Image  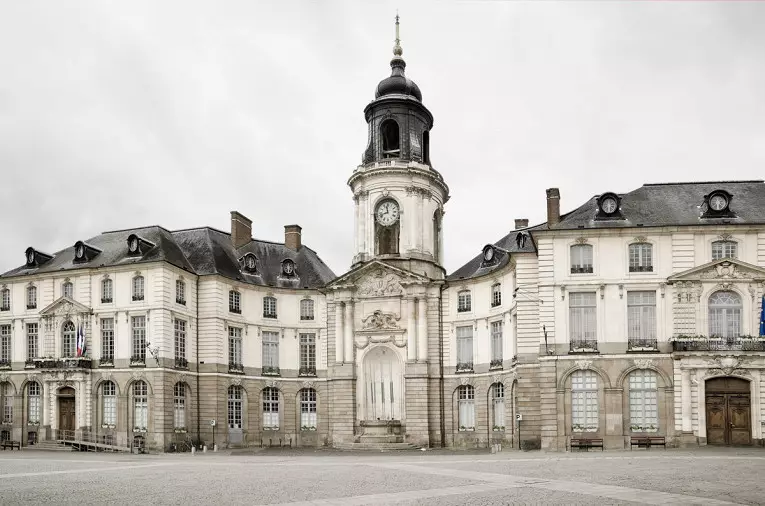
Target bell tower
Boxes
[349,15,449,277]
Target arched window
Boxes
[62,321,76,358]
[629,370,658,432]
[571,370,598,432]
[101,278,113,303]
[62,281,73,299]
[380,119,400,158]
[102,381,117,426]
[173,383,186,429]
[491,383,505,430]
[628,243,653,272]
[1,383,12,423]
[26,285,37,309]
[457,385,475,431]
[132,275,144,301]
[263,387,279,430]
[176,279,186,305]
[570,244,593,274]
[228,385,243,429]
[300,299,314,321]
[229,290,241,313]
[709,291,742,338]
[712,240,737,260]
[300,388,317,430]
[27,381,40,424]
[133,381,148,431]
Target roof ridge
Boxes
[644,180,764,187]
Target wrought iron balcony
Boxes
[229,307,241,314]
[262,366,280,376]
[298,366,317,377]
[456,362,474,373]
[489,359,503,370]
[174,357,188,369]
[176,298,186,306]
[229,362,244,373]
[569,339,599,353]
[671,336,765,352]
[130,355,146,366]
[0,359,10,369]
[627,338,659,352]
[99,357,114,367]
[101,298,113,304]
[30,357,92,370]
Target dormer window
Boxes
[242,254,257,273]
[702,190,735,218]
[281,259,295,277]
[132,275,145,301]
[712,240,737,260]
[481,245,497,267]
[595,192,623,220]
[62,281,74,299]
[126,234,154,256]
[73,241,101,263]
[24,247,53,268]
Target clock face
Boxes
[129,238,138,252]
[602,197,617,214]
[76,245,84,258]
[376,200,400,227]
[484,247,494,262]
[710,194,728,211]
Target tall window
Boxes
[132,275,144,301]
[229,290,241,313]
[102,381,117,426]
[101,318,114,363]
[131,316,146,363]
[262,387,279,429]
[227,386,242,429]
[262,331,279,374]
[62,321,76,357]
[133,381,148,431]
[1,287,10,310]
[491,383,505,430]
[0,325,10,365]
[300,299,315,320]
[173,383,186,429]
[627,291,656,345]
[570,244,593,274]
[569,292,597,344]
[709,291,742,338]
[62,281,74,299]
[628,243,653,272]
[101,278,113,303]
[27,285,37,309]
[1,383,13,423]
[457,290,471,313]
[299,333,316,375]
[27,323,38,359]
[457,385,475,430]
[176,279,186,305]
[174,319,187,367]
[27,381,40,424]
[300,388,317,429]
[629,370,658,432]
[712,240,737,260]
[380,119,400,157]
[490,321,503,367]
[491,284,502,307]
[229,327,242,370]
[571,370,598,432]
[263,296,277,318]
[456,326,473,370]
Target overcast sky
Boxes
[1,1,764,276]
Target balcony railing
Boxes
[627,338,659,352]
[0,359,10,369]
[456,362,474,373]
[672,336,765,352]
[262,366,280,376]
[229,362,244,373]
[569,339,599,353]
[298,366,317,377]
[130,355,146,366]
[0,305,9,311]
[570,266,593,274]
[229,307,241,314]
[99,357,114,367]
[176,298,186,306]
[101,298,113,304]
[629,265,653,273]
[489,359,503,370]
[30,357,93,370]
[174,357,188,369]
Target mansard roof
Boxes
[447,226,537,281]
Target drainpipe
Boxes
[195,276,201,445]
[438,283,445,448]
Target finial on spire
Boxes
[393,12,403,58]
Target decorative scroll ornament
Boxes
[0,373,8,384]
[230,377,242,387]
[633,358,655,369]
[575,360,592,371]
[575,237,589,245]
[361,310,400,330]
[633,236,648,244]
[460,376,473,386]
[355,334,407,349]
[357,269,403,297]
[706,356,746,376]
[302,380,316,390]
[265,379,281,389]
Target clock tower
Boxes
[349,15,449,278]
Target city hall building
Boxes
[1,21,764,451]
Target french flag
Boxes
[76,323,87,357]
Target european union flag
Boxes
[760,295,765,337]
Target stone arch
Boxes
[125,376,154,396]
[558,362,612,390]
[617,364,672,389]
[93,377,122,397]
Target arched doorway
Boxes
[362,346,402,421]
[58,386,76,440]
[705,377,750,446]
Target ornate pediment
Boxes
[326,260,430,297]
[668,259,765,283]
[39,297,92,318]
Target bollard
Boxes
[191,446,196,455]
[214,444,218,452]
[203,445,207,453]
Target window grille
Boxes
[27,286,37,309]
[229,290,241,313]
[299,333,316,375]
[101,278,113,303]
[2,383,13,423]
[173,383,186,429]
[0,325,10,364]
[490,321,503,364]
[174,319,186,365]
[262,331,279,372]
[492,383,505,429]
[569,292,597,343]
[133,381,148,430]
[627,291,656,342]
[131,316,146,362]
[27,382,40,423]
[263,296,277,318]
[229,327,242,369]
[62,281,73,299]
[0,288,9,310]
[176,280,186,305]
[456,326,473,369]
[27,323,38,359]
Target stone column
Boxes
[408,189,417,252]
[335,302,344,364]
[407,298,416,362]
[416,191,424,250]
[353,196,359,256]
[417,297,428,362]
[681,368,692,432]
[344,300,354,364]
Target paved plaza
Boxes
[1,447,764,505]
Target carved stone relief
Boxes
[633,358,655,369]
[357,269,403,297]
[361,310,400,330]
[355,333,407,349]
[265,379,281,389]
[575,360,592,371]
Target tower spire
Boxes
[393,12,402,57]
[390,12,405,75]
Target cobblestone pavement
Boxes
[1,447,764,505]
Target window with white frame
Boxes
[300,388,317,429]
[570,244,593,274]
[708,290,742,338]
[627,291,656,345]
[101,318,114,363]
[131,316,146,363]
[133,381,148,431]
[457,385,475,430]
[300,299,315,320]
[571,370,598,432]
[1,287,10,310]
[262,387,279,429]
[712,240,737,260]
[102,381,117,426]
[0,325,10,364]
[174,319,186,367]
[629,370,658,432]
[132,275,144,301]
[62,321,76,357]
[456,325,473,370]
[62,281,73,299]
[457,290,471,312]
[228,385,242,429]
[1,383,13,423]
[628,243,653,272]
[491,383,505,430]
[490,321,503,366]
[229,327,242,369]
[229,290,241,313]
[262,331,279,373]
[101,278,113,303]
[299,333,316,375]
[176,279,186,305]
[569,292,597,344]
[27,381,40,424]
[27,285,37,309]
[263,296,277,318]
[491,283,502,307]
[173,383,186,429]
[27,323,38,359]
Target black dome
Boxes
[375,60,422,101]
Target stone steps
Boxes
[333,442,423,451]
[25,441,73,452]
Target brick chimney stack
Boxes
[230,211,252,248]
[515,218,529,229]
[546,188,561,227]
[284,225,302,250]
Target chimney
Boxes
[284,224,302,250]
[514,218,529,229]
[546,188,561,227]
[230,211,252,248]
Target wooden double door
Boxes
[58,387,76,440]
[705,378,751,446]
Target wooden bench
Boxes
[1,440,21,451]
[648,436,666,449]
[630,436,666,450]
[570,438,603,451]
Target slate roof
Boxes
[446,226,538,281]
[1,226,336,289]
